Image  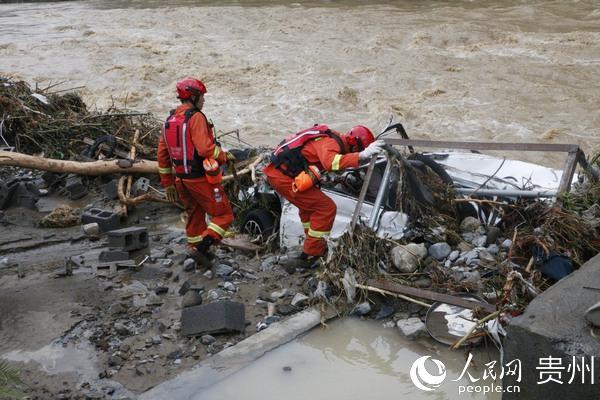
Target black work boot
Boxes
[186,236,215,272]
[281,252,320,274]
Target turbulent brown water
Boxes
[1,0,599,167]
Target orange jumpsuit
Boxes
[157,103,234,245]
[263,134,359,256]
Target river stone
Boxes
[291,293,309,307]
[448,250,460,262]
[471,235,487,247]
[396,317,427,339]
[215,264,234,277]
[200,334,216,345]
[271,288,290,299]
[182,290,203,308]
[460,216,481,233]
[428,242,452,260]
[145,293,164,306]
[487,244,499,255]
[501,239,513,249]
[183,258,196,272]
[486,226,501,245]
[222,281,236,292]
[391,243,427,273]
[351,301,371,316]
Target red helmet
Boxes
[176,77,207,100]
[346,125,374,151]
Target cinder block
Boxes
[103,179,119,200]
[81,208,121,232]
[107,227,149,251]
[62,175,87,200]
[8,182,39,210]
[131,177,150,196]
[181,301,245,336]
[0,180,18,210]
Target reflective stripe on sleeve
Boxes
[331,154,342,171]
[208,222,226,237]
[158,167,173,174]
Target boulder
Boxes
[428,242,451,260]
[182,290,203,308]
[459,216,481,233]
[391,243,427,273]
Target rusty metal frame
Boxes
[383,139,588,194]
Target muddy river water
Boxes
[1,0,599,168]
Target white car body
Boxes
[278,151,564,251]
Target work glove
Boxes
[358,139,386,160]
[165,185,178,203]
[226,152,236,162]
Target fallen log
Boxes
[0,151,264,182]
[0,150,158,175]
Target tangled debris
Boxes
[0,77,160,159]
[321,150,600,347]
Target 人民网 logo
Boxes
[410,356,447,391]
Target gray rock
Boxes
[471,235,487,247]
[464,249,479,264]
[183,258,196,272]
[486,226,501,245]
[108,355,123,367]
[351,302,372,316]
[145,293,164,306]
[291,292,309,307]
[160,258,174,268]
[501,239,513,249]
[414,277,432,288]
[443,260,452,268]
[375,304,395,320]
[180,301,245,336]
[207,289,226,301]
[448,250,460,262]
[460,216,481,233]
[152,335,162,345]
[391,243,427,273]
[182,290,203,308]
[428,242,452,260]
[223,282,236,292]
[215,264,234,277]
[313,281,331,300]
[396,317,427,339]
[200,334,216,345]
[203,270,213,279]
[270,288,290,299]
[260,255,279,271]
[487,244,500,255]
[114,322,131,336]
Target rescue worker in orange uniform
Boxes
[157,77,234,267]
[263,124,386,270]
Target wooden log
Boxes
[0,150,158,175]
[0,151,263,182]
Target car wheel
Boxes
[242,209,276,243]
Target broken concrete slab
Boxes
[141,308,324,400]
[180,301,245,336]
[99,249,130,262]
[107,227,149,251]
[503,253,600,399]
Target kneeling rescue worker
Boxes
[157,77,234,267]
[263,124,386,270]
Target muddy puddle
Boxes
[198,318,501,400]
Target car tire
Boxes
[242,209,276,243]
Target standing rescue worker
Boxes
[263,124,385,270]
[157,77,234,267]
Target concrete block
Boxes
[132,177,150,196]
[503,253,600,399]
[62,175,87,200]
[81,208,121,232]
[107,227,149,251]
[99,249,130,262]
[103,179,119,200]
[181,301,245,336]
[8,182,39,210]
[0,180,18,209]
